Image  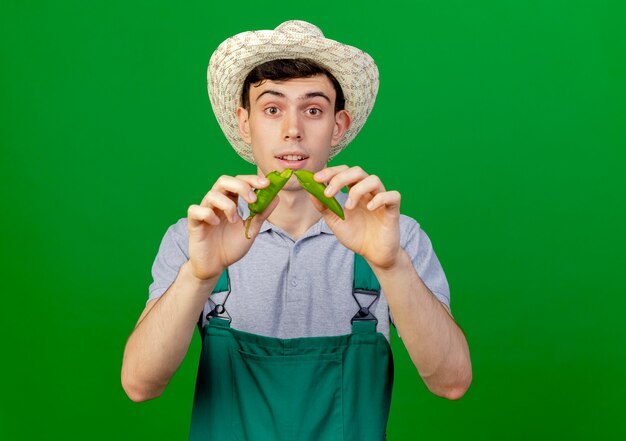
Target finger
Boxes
[234,174,271,191]
[201,190,241,223]
[210,175,269,204]
[307,193,327,214]
[366,190,401,212]
[307,193,340,219]
[188,204,221,226]
[313,165,349,183]
[325,166,376,198]
[255,195,280,223]
[307,194,343,228]
[345,175,386,209]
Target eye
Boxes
[306,108,321,116]
[264,106,279,115]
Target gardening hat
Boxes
[207,20,379,164]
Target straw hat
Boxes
[207,20,379,164]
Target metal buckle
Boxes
[351,288,380,324]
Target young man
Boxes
[122,20,471,440]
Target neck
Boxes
[266,184,322,240]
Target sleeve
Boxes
[147,218,190,303]
[400,215,451,308]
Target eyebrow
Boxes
[255,90,331,104]
[303,92,331,103]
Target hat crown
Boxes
[274,20,324,38]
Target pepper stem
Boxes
[244,215,253,239]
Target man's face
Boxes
[236,74,351,188]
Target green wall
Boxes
[1,0,624,439]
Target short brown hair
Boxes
[241,58,346,113]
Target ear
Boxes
[331,110,352,147]
[236,107,251,144]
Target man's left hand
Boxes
[312,165,402,269]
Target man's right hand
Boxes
[186,174,278,281]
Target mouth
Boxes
[275,153,309,169]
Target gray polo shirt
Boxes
[148,192,450,341]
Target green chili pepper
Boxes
[245,168,293,239]
[294,169,345,220]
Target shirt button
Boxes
[291,279,298,287]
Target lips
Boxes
[277,154,306,161]
[275,152,309,169]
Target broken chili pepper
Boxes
[294,169,345,220]
[245,168,293,239]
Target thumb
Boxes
[308,194,342,227]
[245,196,280,237]
[308,193,327,214]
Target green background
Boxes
[1,0,625,439]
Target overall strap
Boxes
[198,268,231,332]
[352,254,381,327]
[213,269,230,294]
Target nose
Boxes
[282,110,302,142]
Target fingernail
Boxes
[209,217,220,226]
[248,190,257,202]
[345,198,353,209]
[367,202,374,210]
[231,214,239,223]
[258,177,268,186]
[315,172,325,181]
[324,185,333,196]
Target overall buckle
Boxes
[351,288,380,324]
